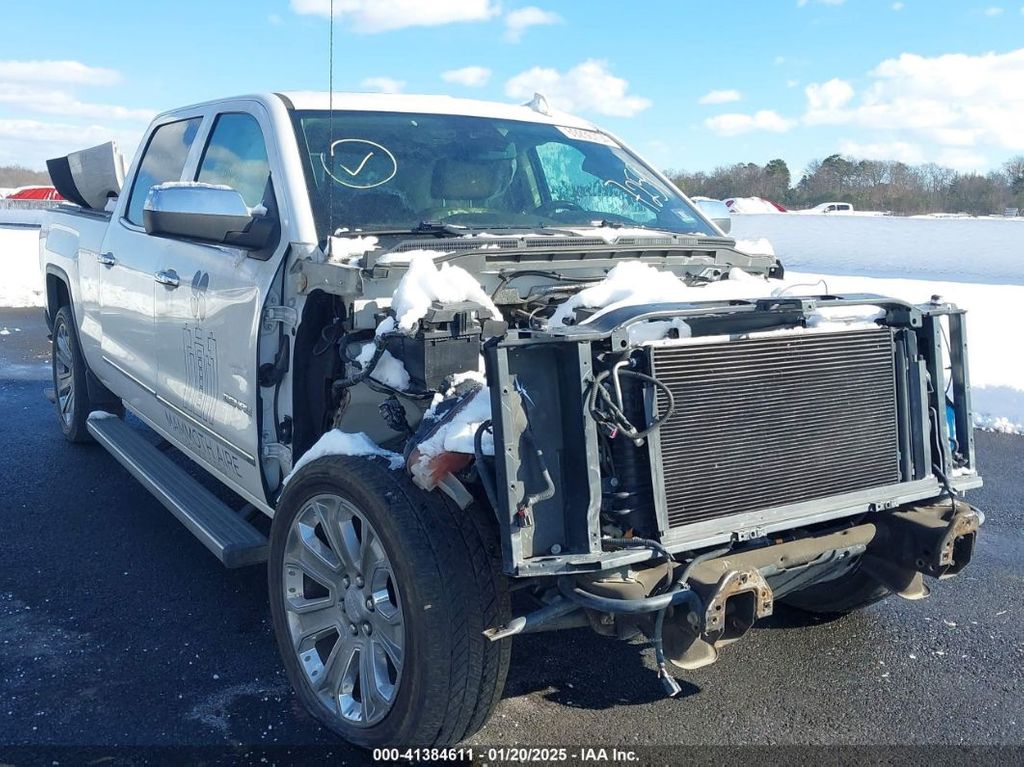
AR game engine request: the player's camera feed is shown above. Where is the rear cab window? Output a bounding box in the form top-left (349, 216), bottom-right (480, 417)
top-left (125, 118), bottom-right (202, 225)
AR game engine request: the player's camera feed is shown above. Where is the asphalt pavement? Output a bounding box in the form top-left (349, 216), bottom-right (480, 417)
top-left (1, 306), bottom-right (1021, 756)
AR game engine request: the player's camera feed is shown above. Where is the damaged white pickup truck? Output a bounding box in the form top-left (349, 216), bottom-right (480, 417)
top-left (39, 92), bottom-right (983, 747)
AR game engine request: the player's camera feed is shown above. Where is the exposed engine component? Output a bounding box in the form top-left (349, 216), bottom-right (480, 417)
top-left (386, 301), bottom-right (506, 391)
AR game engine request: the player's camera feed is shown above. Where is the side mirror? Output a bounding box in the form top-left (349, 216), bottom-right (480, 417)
top-left (692, 197), bottom-right (732, 234)
top-left (143, 183), bottom-right (274, 249)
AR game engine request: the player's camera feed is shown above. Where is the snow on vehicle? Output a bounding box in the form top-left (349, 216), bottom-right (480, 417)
top-left (39, 92), bottom-right (983, 747)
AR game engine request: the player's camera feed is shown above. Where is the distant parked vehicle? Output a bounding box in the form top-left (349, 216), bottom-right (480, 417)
top-left (810, 201), bottom-right (854, 214)
top-left (6, 185), bottom-right (63, 201)
top-left (690, 196), bottom-right (732, 232)
top-left (723, 196), bottom-right (787, 214)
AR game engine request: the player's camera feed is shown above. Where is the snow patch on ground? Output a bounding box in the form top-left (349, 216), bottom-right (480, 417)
top-left (791, 270), bottom-right (1024, 434)
top-left (389, 252), bottom-right (499, 331)
top-left (729, 215), bottom-right (1024, 285)
top-left (734, 237), bottom-right (776, 257)
top-left (284, 430), bottom-right (403, 485)
top-left (86, 411), bottom-right (120, 421)
top-left (0, 226), bottom-right (43, 307)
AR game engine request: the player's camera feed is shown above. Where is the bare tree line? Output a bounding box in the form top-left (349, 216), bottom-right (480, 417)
top-left (6, 155), bottom-right (1024, 217)
top-left (0, 165), bottom-right (51, 189)
top-left (668, 155), bottom-right (1024, 216)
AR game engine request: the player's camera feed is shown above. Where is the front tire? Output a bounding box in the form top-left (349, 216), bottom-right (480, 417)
top-left (268, 454), bottom-right (510, 747)
top-left (51, 305), bottom-right (93, 443)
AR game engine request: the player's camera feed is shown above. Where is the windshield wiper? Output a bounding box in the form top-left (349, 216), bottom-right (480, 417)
top-left (359, 221), bottom-right (470, 238)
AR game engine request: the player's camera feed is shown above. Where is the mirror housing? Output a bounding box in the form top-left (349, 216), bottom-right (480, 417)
top-left (692, 197), bottom-right (732, 234)
top-left (143, 183), bottom-right (274, 249)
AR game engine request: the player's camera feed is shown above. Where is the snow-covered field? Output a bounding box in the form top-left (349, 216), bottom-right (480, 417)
top-left (731, 214), bottom-right (1023, 285)
top-left (0, 225), bottom-right (43, 307)
top-left (2, 217), bottom-right (1021, 432)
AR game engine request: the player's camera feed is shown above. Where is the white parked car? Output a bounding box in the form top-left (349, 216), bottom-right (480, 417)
top-left (810, 201), bottom-right (854, 214)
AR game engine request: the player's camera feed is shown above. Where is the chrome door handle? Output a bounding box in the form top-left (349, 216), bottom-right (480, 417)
top-left (96, 252), bottom-right (116, 267)
top-left (154, 269), bottom-right (180, 289)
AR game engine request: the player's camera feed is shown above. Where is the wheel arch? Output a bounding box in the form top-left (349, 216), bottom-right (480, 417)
top-left (44, 264), bottom-right (74, 332)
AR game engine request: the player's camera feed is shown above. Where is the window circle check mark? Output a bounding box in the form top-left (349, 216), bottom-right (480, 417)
top-left (322, 138), bottom-right (397, 189)
top-left (339, 151), bottom-right (374, 177)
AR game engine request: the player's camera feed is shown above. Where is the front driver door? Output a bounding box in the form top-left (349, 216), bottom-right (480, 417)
top-left (153, 108), bottom-right (285, 497)
top-left (98, 116), bottom-right (202, 414)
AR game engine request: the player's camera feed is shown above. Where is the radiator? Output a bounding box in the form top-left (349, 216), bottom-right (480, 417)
top-left (647, 327), bottom-right (901, 530)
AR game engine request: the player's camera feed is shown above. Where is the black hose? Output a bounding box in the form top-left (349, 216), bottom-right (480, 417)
top-left (333, 341), bottom-right (387, 393)
top-left (669, 545), bottom-right (733, 593)
top-left (651, 544), bottom-right (732, 678)
top-left (557, 576), bottom-right (699, 615)
top-left (602, 536), bottom-right (674, 566)
top-left (474, 420), bottom-right (501, 512)
top-left (520, 427), bottom-right (555, 510)
top-left (588, 367), bottom-right (675, 444)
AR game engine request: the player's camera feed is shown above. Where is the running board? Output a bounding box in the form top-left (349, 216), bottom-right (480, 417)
top-left (86, 415), bottom-right (268, 567)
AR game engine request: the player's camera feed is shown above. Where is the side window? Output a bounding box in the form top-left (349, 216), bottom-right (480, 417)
top-left (126, 118), bottom-right (202, 225)
top-left (196, 113), bottom-right (271, 208)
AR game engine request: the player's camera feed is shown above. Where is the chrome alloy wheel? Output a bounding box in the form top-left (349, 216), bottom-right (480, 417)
top-left (54, 320), bottom-right (75, 427)
top-left (282, 494), bottom-right (405, 727)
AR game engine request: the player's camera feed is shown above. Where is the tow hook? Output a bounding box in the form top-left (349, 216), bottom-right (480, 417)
top-left (661, 568), bottom-right (773, 671)
top-left (862, 500), bottom-right (982, 597)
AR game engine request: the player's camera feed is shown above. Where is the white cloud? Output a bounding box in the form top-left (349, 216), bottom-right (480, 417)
top-left (838, 139), bottom-right (925, 164)
top-left (0, 60), bottom-right (149, 168)
top-left (0, 84), bottom-right (155, 122)
top-left (505, 59), bottom-right (651, 117)
top-left (803, 78), bottom-right (856, 123)
top-left (441, 66), bottom-right (492, 87)
top-left (705, 110), bottom-right (795, 136)
top-left (801, 48), bottom-right (1024, 156)
top-left (290, 0), bottom-right (499, 33)
top-left (936, 148), bottom-right (989, 170)
top-left (891, 2), bottom-right (904, 9)
top-left (983, 6), bottom-right (1004, 16)
top-left (698, 89), bottom-right (742, 105)
top-left (504, 6), bottom-right (562, 42)
top-left (0, 59), bottom-right (120, 86)
top-left (0, 118), bottom-right (141, 168)
top-left (359, 76), bottom-right (405, 93)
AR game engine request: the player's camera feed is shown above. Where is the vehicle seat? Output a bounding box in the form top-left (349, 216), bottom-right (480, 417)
top-left (420, 157), bottom-right (512, 220)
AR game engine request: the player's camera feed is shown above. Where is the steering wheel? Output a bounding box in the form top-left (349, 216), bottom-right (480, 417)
top-left (535, 199), bottom-right (584, 216)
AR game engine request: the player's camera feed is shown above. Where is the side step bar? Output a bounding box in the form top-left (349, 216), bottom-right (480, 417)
top-left (87, 415), bottom-right (268, 567)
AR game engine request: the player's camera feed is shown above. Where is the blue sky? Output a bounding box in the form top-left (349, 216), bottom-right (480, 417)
top-left (2, 0), bottom-right (1023, 176)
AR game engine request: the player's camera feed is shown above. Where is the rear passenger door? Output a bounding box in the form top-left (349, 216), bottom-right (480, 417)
top-left (152, 107), bottom-right (285, 496)
top-left (99, 116), bottom-right (202, 415)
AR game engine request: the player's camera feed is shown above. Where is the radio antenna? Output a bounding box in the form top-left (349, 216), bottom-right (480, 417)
top-left (327, 0), bottom-right (335, 242)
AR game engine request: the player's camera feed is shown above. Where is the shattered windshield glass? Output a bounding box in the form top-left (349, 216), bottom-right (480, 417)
top-left (291, 110), bottom-right (716, 240)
